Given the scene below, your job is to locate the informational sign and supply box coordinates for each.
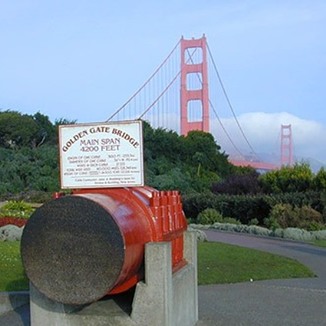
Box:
[59,120,144,189]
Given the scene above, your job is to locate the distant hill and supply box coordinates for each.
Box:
[299,157,326,173]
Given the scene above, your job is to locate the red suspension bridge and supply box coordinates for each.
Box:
[107,35,294,171]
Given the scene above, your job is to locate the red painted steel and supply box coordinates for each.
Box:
[71,186,188,295]
[180,35,210,135]
[229,159,278,171]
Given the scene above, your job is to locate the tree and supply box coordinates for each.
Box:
[0,110,39,148]
[142,123,233,193]
[54,118,77,126]
[182,130,232,178]
[212,169,261,195]
[312,167,326,191]
[259,163,314,193]
[143,122,183,163]
[33,112,57,146]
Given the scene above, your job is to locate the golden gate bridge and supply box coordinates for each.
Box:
[107,35,294,171]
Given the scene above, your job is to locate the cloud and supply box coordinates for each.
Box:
[143,110,326,164]
[211,112,326,163]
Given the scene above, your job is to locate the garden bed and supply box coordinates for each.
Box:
[0,217,28,228]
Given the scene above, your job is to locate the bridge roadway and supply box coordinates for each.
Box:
[1,230,326,325]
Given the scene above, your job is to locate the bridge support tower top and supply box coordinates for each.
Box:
[281,124,294,166]
[180,36,210,135]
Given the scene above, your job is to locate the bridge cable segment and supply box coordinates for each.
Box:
[206,42,258,159]
[106,35,260,165]
[138,47,201,121]
[106,39,181,122]
[185,48,245,158]
[138,71,181,119]
[209,100,245,158]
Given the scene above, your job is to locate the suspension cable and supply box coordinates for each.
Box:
[106,39,181,122]
[209,99,245,157]
[207,42,258,158]
[138,71,181,119]
[185,48,245,157]
[139,47,198,120]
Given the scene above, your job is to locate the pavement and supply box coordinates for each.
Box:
[197,230,326,326]
[1,230,326,325]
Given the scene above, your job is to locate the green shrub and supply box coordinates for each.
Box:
[182,193,272,225]
[206,223,273,237]
[268,204,324,231]
[212,170,261,195]
[263,217,281,230]
[197,208,223,225]
[0,190,53,203]
[222,217,241,225]
[249,218,259,226]
[268,204,297,229]
[182,192,217,220]
[259,163,313,193]
[0,200,35,218]
[282,228,316,242]
[182,191,325,227]
[299,205,325,231]
[267,191,322,213]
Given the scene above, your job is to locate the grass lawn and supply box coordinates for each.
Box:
[197,241,314,285]
[311,239,326,248]
[0,240,315,292]
[0,241,29,291]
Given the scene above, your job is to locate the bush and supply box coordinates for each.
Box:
[212,170,261,195]
[268,204,296,229]
[299,206,325,231]
[267,191,322,213]
[249,218,259,226]
[259,163,313,193]
[222,217,241,225]
[282,228,316,242]
[183,193,272,225]
[267,204,324,231]
[182,190,325,227]
[182,192,218,220]
[263,217,281,230]
[0,190,53,203]
[0,200,35,218]
[207,223,273,237]
[190,223,326,242]
[197,208,223,225]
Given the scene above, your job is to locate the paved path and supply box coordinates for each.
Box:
[0,304,29,326]
[197,230,326,326]
[1,231,326,325]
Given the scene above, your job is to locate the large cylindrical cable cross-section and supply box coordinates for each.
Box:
[21,192,152,305]
[21,187,187,306]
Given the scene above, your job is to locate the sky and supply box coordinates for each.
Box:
[1,1,326,164]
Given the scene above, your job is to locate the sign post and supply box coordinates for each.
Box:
[59,120,144,189]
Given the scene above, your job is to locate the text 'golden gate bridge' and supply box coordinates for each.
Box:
[106,35,293,171]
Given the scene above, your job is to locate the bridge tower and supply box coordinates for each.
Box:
[180,35,210,135]
[280,124,294,166]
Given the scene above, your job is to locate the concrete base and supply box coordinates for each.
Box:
[29,231,198,326]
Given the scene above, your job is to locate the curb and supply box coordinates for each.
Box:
[0,291,29,315]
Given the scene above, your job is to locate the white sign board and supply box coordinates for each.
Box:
[59,120,144,189]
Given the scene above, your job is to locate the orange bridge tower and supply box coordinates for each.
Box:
[180,35,210,135]
[281,124,294,166]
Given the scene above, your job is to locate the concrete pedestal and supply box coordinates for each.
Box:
[30,231,198,326]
